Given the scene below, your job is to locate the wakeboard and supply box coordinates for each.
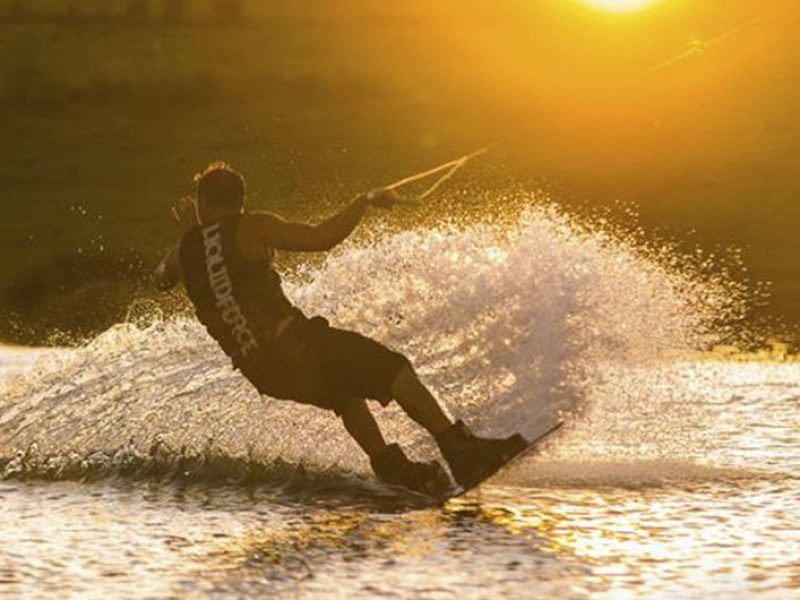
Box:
[437,419,563,503]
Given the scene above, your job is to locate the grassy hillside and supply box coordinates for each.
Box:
[1,0,798,345]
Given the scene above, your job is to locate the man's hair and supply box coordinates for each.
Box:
[194,162,245,211]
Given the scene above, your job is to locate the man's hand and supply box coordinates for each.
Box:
[364,188,402,210]
[171,196,199,234]
[154,243,181,291]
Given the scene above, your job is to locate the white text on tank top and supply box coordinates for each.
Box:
[202,223,259,358]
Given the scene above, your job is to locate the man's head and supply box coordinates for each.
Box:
[194,162,245,222]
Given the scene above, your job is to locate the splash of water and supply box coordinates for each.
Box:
[0,204,744,484]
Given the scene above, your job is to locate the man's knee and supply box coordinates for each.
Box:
[390,362,416,397]
[336,397,363,418]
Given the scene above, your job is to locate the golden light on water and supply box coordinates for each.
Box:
[579,0,661,13]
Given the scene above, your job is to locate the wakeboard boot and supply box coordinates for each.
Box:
[370,443,452,497]
[436,420,527,488]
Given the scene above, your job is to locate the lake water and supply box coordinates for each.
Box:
[2,209,798,599]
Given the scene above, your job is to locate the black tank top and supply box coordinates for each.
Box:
[179,215,299,368]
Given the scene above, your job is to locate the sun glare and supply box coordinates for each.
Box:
[580,0,660,13]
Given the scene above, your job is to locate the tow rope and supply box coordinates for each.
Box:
[381,146,493,205]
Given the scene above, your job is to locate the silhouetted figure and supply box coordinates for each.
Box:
[155,163,525,495]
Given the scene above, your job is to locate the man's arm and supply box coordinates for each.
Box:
[154,243,182,291]
[153,196,198,291]
[237,190,398,258]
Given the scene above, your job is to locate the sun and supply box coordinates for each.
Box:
[579,0,661,13]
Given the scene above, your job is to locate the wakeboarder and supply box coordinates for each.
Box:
[155,162,523,495]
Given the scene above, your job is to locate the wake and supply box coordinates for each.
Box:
[0,203,745,485]
[499,460,792,489]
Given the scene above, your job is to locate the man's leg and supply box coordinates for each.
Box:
[338,397,450,495]
[390,365,453,436]
[390,364,527,489]
[339,398,387,458]
[315,324,518,491]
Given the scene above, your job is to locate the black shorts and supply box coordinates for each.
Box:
[241,316,410,414]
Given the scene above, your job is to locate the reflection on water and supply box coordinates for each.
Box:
[454,480,800,598]
[3,471,799,599]
[0,480,573,599]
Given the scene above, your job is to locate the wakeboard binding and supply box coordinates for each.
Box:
[370,443,452,497]
[436,420,528,489]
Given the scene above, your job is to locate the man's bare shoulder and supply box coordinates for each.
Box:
[240,210,285,224]
[236,211,289,258]
[237,211,287,237]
